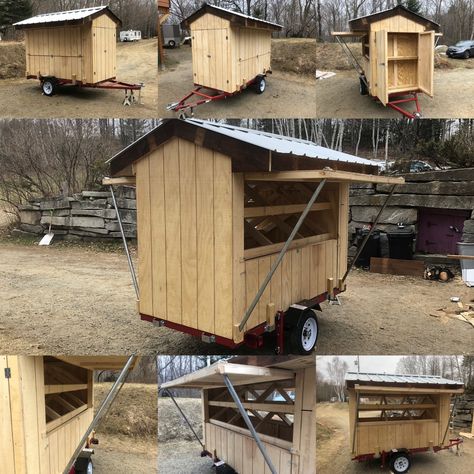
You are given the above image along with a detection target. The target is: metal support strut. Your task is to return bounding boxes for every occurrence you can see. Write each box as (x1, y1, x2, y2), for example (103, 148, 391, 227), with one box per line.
(239, 179, 327, 332)
(334, 36, 369, 88)
(223, 374, 277, 474)
(341, 184, 398, 285)
(62, 355, 137, 474)
(159, 388, 205, 450)
(109, 185, 140, 300)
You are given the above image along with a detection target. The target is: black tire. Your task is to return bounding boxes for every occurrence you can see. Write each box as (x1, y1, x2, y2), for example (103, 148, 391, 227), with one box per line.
(463, 50, 470, 59)
(290, 310, 319, 355)
(255, 76, 266, 94)
(75, 458, 93, 474)
(41, 78, 57, 97)
(390, 452, 411, 474)
(359, 76, 368, 95)
(169, 40, 176, 48)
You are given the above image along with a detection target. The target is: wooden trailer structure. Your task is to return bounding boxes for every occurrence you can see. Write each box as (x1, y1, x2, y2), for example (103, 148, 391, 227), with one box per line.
(332, 5, 441, 118)
(346, 372, 464, 473)
(168, 3, 282, 113)
(0, 356, 134, 474)
(105, 119, 403, 354)
(160, 356, 315, 474)
(14, 7, 142, 103)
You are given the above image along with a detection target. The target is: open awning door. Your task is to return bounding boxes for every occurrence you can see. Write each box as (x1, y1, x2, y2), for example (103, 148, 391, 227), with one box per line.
(56, 356, 138, 371)
(375, 30, 388, 105)
(160, 361, 295, 390)
(419, 31, 435, 97)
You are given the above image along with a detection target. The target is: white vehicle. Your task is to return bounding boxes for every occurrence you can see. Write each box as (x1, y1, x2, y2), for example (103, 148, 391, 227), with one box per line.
(120, 30, 142, 42)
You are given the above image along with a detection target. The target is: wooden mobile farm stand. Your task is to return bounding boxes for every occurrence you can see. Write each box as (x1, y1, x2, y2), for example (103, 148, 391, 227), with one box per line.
(105, 119, 403, 354)
(0, 356, 135, 474)
(346, 372, 464, 473)
(332, 5, 441, 118)
(168, 3, 282, 113)
(14, 6, 142, 103)
(160, 356, 315, 474)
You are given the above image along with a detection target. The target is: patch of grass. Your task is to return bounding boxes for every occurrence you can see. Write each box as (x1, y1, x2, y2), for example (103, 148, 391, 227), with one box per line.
(317, 422, 334, 442)
(272, 38, 316, 75)
(158, 397, 202, 442)
(0, 42, 26, 79)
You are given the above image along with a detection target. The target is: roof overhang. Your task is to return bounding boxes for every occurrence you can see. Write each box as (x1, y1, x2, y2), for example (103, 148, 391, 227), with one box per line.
(15, 6, 122, 30)
(352, 384, 464, 394)
(182, 3, 282, 31)
(107, 119, 383, 179)
(160, 361, 295, 390)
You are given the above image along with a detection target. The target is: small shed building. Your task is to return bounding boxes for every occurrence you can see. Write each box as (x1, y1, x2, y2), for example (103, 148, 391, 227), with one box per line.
(333, 5, 440, 106)
(14, 6, 121, 85)
(182, 3, 282, 93)
(346, 372, 464, 465)
(106, 119, 403, 351)
(0, 356, 131, 474)
(160, 356, 316, 474)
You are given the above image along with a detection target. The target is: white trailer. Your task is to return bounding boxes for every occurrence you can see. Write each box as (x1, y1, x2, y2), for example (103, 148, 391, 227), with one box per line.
(120, 30, 142, 42)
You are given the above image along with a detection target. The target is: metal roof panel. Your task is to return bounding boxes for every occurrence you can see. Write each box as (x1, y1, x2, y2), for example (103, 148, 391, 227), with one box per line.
(345, 371, 462, 386)
(14, 6, 109, 26)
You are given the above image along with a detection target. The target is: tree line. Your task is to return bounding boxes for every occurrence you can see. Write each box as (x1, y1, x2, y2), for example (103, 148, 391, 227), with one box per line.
(317, 355, 474, 402)
(168, 0, 317, 38)
(316, 0, 474, 45)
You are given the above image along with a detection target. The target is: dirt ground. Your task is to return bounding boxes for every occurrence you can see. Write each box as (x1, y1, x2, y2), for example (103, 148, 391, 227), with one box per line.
(316, 43, 474, 118)
(0, 39, 157, 118)
(92, 383, 157, 473)
(158, 397, 212, 473)
(92, 435, 157, 473)
(316, 403, 473, 474)
(158, 40, 316, 118)
(0, 240, 472, 355)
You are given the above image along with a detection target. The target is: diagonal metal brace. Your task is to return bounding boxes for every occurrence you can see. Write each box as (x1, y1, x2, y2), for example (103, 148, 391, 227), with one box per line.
(334, 35, 368, 88)
(109, 185, 140, 300)
(223, 374, 277, 474)
(62, 355, 137, 474)
(341, 184, 398, 286)
(159, 387, 205, 450)
(239, 179, 327, 332)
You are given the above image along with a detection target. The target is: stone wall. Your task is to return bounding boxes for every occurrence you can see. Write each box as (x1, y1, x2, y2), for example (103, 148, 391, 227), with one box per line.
(349, 168, 474, 250)
(453, 395, 474, 432)
(14, 187, 137, 241)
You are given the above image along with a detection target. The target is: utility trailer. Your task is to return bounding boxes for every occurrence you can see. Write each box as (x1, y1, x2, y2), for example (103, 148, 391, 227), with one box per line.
(332, 5, 441, 118)
(14, 7, 143, 105)
(0, 355, 136, 474)
(160, 356, 316, 474)
(346, 372, 464, 473)
(104, 119, 403, 354)
(167, 3, 282, 115)
(120, 30, 142, 42)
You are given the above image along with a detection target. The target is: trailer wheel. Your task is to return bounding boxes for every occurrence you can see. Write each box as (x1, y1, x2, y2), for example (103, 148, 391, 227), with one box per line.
(359, 76, 368, 95)
(390, 452, 411, 473)
(42, 78, 57, 97)
(74, 458, 93, 474)
(169, 40, 176, 48)
(290, 310, 318, 354)
(255, 77, 266, 94)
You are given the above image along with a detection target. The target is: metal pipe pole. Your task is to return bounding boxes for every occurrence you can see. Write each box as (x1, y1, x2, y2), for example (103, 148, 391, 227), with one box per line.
(341, 184, 397, 285)
(109, 185, 140, 300)
(223, 374, 277, 474)
(159, 388, 205, 449)
(62, 355, 137, 474)
(239, 179, 327, 332)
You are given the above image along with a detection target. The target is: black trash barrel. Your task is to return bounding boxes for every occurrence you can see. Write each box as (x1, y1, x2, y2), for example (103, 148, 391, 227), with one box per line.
(387, 231, 415, 260)
(355, 229, 381, 267)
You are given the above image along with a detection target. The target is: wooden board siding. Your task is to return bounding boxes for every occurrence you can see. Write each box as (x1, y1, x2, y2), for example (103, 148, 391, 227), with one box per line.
(91, 14, 117, 82)
(190, 12, 273, 93)
(135, 138, 234, 340)
(25, 26, 85, 82)
(205, 423, 295, 474)
(1, 356, 16, 474)
(243, 240, 338, 328)
(23, 13, 116, 84)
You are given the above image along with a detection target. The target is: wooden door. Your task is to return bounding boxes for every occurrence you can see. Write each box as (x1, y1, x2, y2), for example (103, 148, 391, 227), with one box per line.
(418, 31, 434, 96)
(375, 30, 388, 105)
(0, 356, 15, 474)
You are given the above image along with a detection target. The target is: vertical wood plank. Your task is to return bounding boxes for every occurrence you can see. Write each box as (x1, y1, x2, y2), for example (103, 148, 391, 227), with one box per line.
(337, 183, 349, 281)
(0, 356, 15, 474)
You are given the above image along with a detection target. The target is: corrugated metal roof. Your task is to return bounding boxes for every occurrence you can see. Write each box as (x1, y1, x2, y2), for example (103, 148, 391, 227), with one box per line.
(203, 3, 283, 28)
(345, 372, 462, 386)
(14, 6, 108, 26)
(188, 119, 376, 166)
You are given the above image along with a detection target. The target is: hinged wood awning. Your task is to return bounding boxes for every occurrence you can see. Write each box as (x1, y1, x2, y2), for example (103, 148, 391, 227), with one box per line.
(160, 361, 295, 390)
(55, 356, 138, 371)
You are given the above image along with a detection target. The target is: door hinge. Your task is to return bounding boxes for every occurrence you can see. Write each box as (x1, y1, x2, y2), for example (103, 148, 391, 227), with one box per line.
(4, 368, 11, 379)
